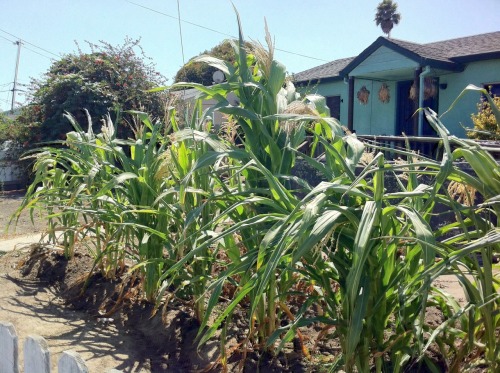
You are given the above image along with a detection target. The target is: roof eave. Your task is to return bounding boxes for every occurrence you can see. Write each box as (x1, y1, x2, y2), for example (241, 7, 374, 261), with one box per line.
(294, 75, 344, 86)
(339, 37, 388, 77)
(339, 37, 463, 77)
(421, 58, 464, 72)
(451, 51, 500, 64)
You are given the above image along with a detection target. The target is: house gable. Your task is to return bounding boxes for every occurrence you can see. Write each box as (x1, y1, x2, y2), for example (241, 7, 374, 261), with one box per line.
(349, 45, 419, 80)
(340, 37, 462, 79)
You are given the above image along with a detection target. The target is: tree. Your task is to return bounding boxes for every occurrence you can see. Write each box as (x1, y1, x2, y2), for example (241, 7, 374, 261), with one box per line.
(0, 111, 33, 145)
(20, 38, 167, 141)
(174, 40, 242, 85)
(0, 112, 14, 142)
(375, 0, 401, 38)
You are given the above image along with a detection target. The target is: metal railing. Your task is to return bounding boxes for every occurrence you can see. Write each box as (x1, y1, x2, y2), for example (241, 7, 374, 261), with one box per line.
(300, 135, 500, 161)
(357, 135, 500, 161)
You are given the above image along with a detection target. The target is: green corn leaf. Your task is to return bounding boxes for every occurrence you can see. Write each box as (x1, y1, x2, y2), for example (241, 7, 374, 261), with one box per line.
(95, 172, 138, 198)
(440, 84, 500, 126)
(198, 280, 255, 347)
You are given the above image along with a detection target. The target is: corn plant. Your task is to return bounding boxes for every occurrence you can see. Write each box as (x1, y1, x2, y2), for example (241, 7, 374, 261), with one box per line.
(12, 112, 113, 259)
(153, 13, 438, 370)
(156, 101, 234, 322)
(417, 104, 500, 372)
(13, 110, 179, 300)
(152, 13, 296, 349)
(89, 111, 182, 301)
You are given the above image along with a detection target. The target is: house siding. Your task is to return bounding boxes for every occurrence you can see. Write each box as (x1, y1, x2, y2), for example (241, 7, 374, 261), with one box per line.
(438, 59, 500, 137)
(304, 81, 349, 124)
(303, 59, 500, 137)
(350, 46, 419, 77)
(352, 79, 397, 135)
(301, 79, 400, 135)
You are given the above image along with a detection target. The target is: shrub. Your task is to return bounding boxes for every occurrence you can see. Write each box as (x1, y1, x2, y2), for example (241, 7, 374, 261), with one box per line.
(19, 38, 168, 142)
(468, 95, 500, 140)
(0, 112, 36, 146)
(174, 40, 241, 86)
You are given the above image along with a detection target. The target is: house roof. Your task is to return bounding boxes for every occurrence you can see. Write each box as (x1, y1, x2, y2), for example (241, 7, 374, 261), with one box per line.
(294, 31, 500, 84)
(426, 31, 500, 60)
(292, 57, 355, 84)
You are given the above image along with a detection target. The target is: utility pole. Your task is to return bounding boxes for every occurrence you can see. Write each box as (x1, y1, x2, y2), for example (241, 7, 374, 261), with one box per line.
(11, 40, 22, 114)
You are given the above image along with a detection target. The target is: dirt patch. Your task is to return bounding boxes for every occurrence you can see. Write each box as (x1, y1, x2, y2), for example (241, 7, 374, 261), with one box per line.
(0, 244, 316, 372)
(0, 243, 459, 372)
(1, 190, 46, 239)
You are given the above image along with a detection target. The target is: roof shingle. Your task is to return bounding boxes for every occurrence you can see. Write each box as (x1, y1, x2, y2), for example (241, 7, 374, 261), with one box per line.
(426, 31, 500, 58)
(293, 57, 354, 83)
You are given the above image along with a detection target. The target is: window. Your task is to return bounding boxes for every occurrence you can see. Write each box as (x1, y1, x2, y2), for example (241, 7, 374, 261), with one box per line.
(326, 96, 341, 120)
(484, 83, 500, 98)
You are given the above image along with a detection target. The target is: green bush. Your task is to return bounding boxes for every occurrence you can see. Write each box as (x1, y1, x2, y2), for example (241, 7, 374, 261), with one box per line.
(468, 95, 500, 140)
(18, 38, 167, 142)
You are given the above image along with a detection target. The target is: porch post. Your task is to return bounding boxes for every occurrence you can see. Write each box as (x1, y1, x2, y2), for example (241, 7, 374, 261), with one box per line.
(412, 67, 422, 136)
(348, 76, 354, 131)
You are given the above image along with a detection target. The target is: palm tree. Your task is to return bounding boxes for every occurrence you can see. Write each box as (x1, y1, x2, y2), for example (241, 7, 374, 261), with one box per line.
(375, 0, 401, 38)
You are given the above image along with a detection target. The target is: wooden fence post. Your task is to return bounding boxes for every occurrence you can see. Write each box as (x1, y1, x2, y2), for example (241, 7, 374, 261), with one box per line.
(1, 321, 124, 373)
(57, 351, 89, 373)
(0, 321, 19, 373)
(24, 335, 51, 373)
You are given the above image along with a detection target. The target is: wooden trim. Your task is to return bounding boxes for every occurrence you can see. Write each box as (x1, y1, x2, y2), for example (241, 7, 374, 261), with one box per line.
(348, 76, 354, 131)
(412, 67, 422, 136)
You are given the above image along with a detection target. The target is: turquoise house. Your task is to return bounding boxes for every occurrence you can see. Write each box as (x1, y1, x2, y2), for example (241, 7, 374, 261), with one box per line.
(293, 32, 500, 138)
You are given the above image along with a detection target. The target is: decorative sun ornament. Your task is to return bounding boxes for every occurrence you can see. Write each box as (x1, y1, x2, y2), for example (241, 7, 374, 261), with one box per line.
(378, 83, 390, 103)
(409, 78, 437, 101)
(357, 86, 370, 105)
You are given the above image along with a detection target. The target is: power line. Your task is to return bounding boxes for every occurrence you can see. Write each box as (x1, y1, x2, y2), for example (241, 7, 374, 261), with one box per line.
(0, 34, 15, 44)
(125, 1, 329, 63)
(0, 28, 60, 58)
(0, 34, 54, 61)
(126, 1, 233, 39)
(22, 44, 55, 61)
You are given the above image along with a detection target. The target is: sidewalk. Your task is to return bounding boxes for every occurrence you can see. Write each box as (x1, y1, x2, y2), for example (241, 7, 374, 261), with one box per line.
(0, 233, 42, 252)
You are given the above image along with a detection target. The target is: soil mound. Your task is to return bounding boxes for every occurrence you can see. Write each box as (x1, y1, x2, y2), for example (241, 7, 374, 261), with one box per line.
(4, 245, 310, 372)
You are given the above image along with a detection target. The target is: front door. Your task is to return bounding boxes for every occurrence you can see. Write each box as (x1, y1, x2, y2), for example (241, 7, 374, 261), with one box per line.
(396, 80, 438, 136)
(326, 96, 341, 120)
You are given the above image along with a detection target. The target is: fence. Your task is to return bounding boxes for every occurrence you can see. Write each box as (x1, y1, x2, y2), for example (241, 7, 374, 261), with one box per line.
(357, 135, 500, 161)
(0, 141, 27, 191)
(0, 321, 122, 373)
(301, 135, 500, 162)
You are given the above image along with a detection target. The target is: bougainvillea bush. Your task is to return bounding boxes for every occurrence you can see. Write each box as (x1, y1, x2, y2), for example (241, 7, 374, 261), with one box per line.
(17, 38, 168, 142)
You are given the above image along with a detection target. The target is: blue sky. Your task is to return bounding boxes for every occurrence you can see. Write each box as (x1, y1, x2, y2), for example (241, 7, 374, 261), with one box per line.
(1, 0, 499, 112)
